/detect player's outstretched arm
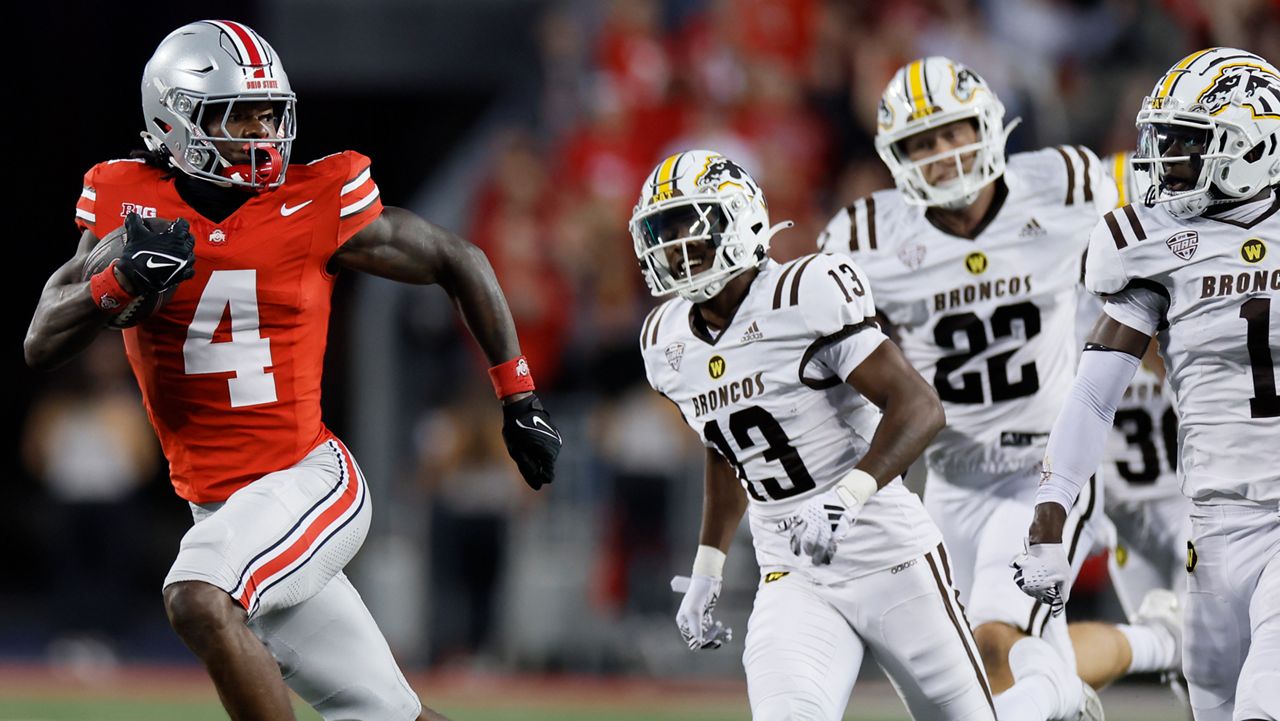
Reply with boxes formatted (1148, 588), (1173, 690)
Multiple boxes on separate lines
(333, 206), (521, 365)
(1027, 314), (1151, 544)
(846, 340), (946, 485)
(1013, 314), (1149, 611)
(25, 231), (113, 370)
(671, 449), (747, 651)
(332, 206), (562, 489)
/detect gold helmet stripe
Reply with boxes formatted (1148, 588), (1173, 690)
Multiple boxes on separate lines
(650, 153), (683, 201)
(907, 59), (931, 117)
(1158, 48), (1214, 98)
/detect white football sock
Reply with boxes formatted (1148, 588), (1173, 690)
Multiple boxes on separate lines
(997, 636), (1083, 721)
(994, 677), (1057, 721)
(1118, 623), (1177, 673)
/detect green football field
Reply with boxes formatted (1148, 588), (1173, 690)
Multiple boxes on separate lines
(0, 665), (1189, 721)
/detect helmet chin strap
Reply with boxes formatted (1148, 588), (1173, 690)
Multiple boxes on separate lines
(220, 143), (283, 188)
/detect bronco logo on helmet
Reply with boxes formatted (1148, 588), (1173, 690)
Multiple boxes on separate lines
(1197, 65), (1280, 118)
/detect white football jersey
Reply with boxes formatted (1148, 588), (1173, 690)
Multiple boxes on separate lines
(640, 253), (942, 581)
(1086, 194), (1280, 503)
(819, 147), (1118, 478)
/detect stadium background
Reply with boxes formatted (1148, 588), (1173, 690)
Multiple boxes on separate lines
(7, 0), (1278, 718)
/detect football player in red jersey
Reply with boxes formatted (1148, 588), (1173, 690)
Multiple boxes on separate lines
(24, 20), (561, 721)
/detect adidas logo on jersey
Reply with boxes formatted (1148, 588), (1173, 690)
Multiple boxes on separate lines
(740, 321), (764, 343)
(1019, 218), (1047, 237)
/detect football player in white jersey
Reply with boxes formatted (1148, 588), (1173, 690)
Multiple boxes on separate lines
(632, 149), (996, 721)
(1086, 155), (1191, 632)
(1020, 48), (1280, 721)
(819, 58), (1179, 720)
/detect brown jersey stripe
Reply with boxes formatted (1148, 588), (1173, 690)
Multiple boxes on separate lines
(865, 196), (878, 249)
(1054, 146), (1077, 205)
(1122, 204), (1147, 241)
(772, 260), (799, 309)
(926, 552), (996, 714)
(846, 203), (861, 252)
(1074, 146), (1094, 203)
(639, 305), (663, 349)
(1104, 210), (1127, 249)
(649, 302), (672, 348)
(788, 255), (820, 307)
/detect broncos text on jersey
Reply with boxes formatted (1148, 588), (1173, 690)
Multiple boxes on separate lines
(640, 253), (942, 581)
(1087, 194), (1280, 503)
(818, 146), (1118, 478)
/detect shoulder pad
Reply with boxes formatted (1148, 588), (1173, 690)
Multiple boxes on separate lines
(817, 190), (900, 256)
(783, 253), (878, 336)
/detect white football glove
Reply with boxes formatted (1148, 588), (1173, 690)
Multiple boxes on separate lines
(1011, 540), (1070, 616)
(777, 469), (876, 565)
(671, 575), (732, 651)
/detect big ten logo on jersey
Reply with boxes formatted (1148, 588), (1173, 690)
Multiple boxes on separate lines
(690, 372), (766, 417)
(1242, 238), (1267, 264)
(964, 251), (988, 275)
(121, 203), (157, 218)
(708, 354), (727, 379)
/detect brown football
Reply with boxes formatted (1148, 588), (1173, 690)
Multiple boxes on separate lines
(80, 218), (179, 329)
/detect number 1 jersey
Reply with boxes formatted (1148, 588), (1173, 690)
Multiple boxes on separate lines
(640, 254), (942, 581)
(73, 152), (383, 503)
(818, 147), (1116, 478)
(1086, 195), (1280, 503)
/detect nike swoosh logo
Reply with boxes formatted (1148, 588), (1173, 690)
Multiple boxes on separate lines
(281, 200), (313, 216)
(516, 416), (562, 443)
(146, 258), (178, 269)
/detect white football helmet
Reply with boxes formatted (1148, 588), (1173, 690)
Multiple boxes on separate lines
(1135, 47), (1280, 218)
(629, 150), (791, 302)
(874, 57), (1019, 209)
(141, 20), (296, 189)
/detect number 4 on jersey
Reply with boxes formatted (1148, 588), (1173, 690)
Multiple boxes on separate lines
(182, 270), (278, 408)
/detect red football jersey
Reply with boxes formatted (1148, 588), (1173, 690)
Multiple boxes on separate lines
(74, 152), (383, 503)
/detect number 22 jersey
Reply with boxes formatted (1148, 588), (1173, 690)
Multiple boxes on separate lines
(640, 253), (941, 580)
(819, 147), (1116, 478)
(73, 152), (383, 503)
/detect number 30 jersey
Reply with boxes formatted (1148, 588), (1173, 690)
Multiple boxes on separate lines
(640, 253), (942, 580)
(819, 147), (1117, 479)
(1086, 195), (1280, 503)
(73, 152), (384, 503)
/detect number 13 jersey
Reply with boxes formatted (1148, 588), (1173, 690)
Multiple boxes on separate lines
(73, 152), (383, 503)
(640, 253), (942, 580)
(818, 147), (1116, 479)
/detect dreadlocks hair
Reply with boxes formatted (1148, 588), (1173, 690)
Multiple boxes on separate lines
(129, 146), (178, 179)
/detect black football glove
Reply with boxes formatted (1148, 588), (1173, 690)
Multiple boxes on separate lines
(501, 394), (562, 490)
(115, 212), (196, 295)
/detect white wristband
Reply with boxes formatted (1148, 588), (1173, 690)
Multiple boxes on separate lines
(692, 544), (727, 578)
(834, 468), (878, 507)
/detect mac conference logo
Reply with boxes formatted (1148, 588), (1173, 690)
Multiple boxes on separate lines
(708, 355), (727, 379)
(1242, 238), (1267, 264)
(964, 251), (988, 275)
